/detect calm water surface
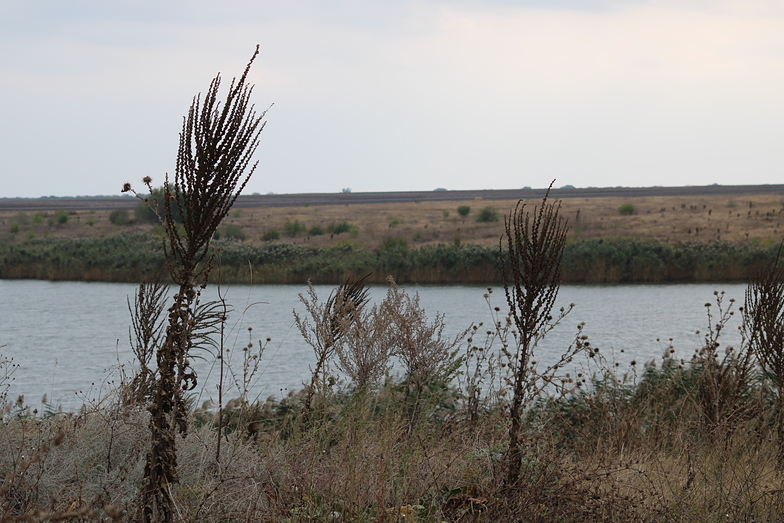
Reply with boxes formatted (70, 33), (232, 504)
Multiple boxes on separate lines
(0, 280), (747, 412)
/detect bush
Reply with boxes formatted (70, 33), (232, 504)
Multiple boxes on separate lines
(618, 204), (636, 215)
(48, 210), (69, 226)
(109, 209), (129, 226)
(327, 221), (353, 235)
(261, 228), (280, 242)
(32, 212), (45, 224)
(283, 220), (307, 237)
(218, 224), (248, 241)
(457, 205), (471, 217)
(308, 226), (324, 236)
(381, 237), (409, 252)
(476, 206), (499, 223)
(134, 186), (185, 223)
(9, 222), (19, 234)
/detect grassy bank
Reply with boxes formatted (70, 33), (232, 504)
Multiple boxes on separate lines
(3, 286), (784, 521)
(0, 233), (778, 284)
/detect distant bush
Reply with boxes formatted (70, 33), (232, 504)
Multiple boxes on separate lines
(109, 209), (129, 226)
(442, 210), (450, 218)
(32, 212), (46, 224)
(261, 228), (280, 242)
(476, 206), (499, 223)
(133, 186), (184, 223)
(388, 218), (401, 228)
(327, 221), (354, 235)
(217, 224), (248, 241)
(618, 204), (636, 216)
(134, 202), (156, 222)
(48, 210), (69, 226)
(86, 218), (96, 227)
(457, 205), (471, 217)
(380, 237), (409, 252)
(308, 226), (324, 236)
(283, 220), (307, 237)
(9, 222), (19, 234)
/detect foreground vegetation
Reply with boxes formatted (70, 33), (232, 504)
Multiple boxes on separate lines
(5, 282), (784, 521)
(0, 233), (777, 284)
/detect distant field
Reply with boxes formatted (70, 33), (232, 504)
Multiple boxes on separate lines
(2, 185), (783, 249)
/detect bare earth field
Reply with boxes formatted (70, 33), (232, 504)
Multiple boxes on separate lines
(2, 186), (784, 249)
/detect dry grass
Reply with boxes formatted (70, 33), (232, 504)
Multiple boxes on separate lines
(3, 191), (784, 249)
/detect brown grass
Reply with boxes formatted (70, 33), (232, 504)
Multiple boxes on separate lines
(3, 191), (784, 249)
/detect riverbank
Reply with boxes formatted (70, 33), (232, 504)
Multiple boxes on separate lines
(0, 233), (777, 284)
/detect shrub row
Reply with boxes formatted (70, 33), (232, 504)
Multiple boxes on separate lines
(0, 235), (778, 284)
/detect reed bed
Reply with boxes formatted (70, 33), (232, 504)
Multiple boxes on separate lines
(0, 235), (778, 285)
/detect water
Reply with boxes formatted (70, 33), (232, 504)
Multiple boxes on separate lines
(0, 280), (747, 412)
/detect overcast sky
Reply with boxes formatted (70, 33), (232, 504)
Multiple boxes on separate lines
(1, 0), (783, 198)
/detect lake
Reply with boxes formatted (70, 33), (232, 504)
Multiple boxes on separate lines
(0, 279), (748, 413)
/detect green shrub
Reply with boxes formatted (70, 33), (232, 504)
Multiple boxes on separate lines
(283, 220), (307, 237)
(109, 209), (129, 226)
(134, 186), (185, 223)
(618, 204), (636, 216)
(9, 222), (19, 234)
(261, 228), (280, 242)
(48, 210), (69, 226)
(86, 218), (96, 227)
(327, 221), (353, 235)
(457, 205), (471, 217)
(15, 213), (30, 225)
(442, 210), (450, 218)
(476, 206), (499, 223)
(219, 224), (248, 241)
(134, 201), (157, 222)
(308, 226), (324, 236)
(381, 236), (409, 252)
(389, 218), (401, 228)
(32, 212), (46, 224)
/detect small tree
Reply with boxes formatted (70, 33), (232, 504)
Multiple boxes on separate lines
(457, 205), (471, 217)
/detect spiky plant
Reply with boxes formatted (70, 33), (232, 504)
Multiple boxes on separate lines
(124, 46), (267, 522)
(500, 182), (569, 488)
(745, 245), (784, 465)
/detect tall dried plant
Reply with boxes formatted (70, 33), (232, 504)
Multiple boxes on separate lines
(125, 276), (168, 406)
(124, 46), (267, 522)
(335, 297), (395, 391)
(294, 274), (371, 424)
(385, 279), (467, 429)
(500, 182), (569, 488)
(745, 246), (784, 465)
(694, 292), (755, 439)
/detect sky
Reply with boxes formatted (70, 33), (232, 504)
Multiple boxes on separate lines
(1, 0), (783, 198)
